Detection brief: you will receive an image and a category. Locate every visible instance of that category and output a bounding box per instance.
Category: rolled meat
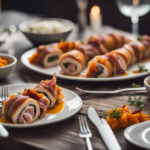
[88,33,129,50]
[2,94,40,124]
[28,44,63,67]
[86,55,113,78]
[22,89,50,118]
[128,40,146,61]
[33,74,59,108]
[58,50,86,75]
[106,46,134,75]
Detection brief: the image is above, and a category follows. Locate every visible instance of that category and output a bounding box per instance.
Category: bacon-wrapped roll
[86,55,113,78]
[58,50,86,75]
[28,44,63,67]
[128,40,146,61]
[22,89,50,118]
[33,74,58,108]
[88,33,129,50]
[106,47,133,75]
[2,94,40,124]
[76,39,108,61]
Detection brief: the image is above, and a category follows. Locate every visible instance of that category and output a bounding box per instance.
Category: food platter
[21,48,150,81]
[0,83,82,128]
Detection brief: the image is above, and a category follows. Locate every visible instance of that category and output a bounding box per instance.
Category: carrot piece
[10,95,16,98]
[140,113,150,122]
[106,117,119,130]
[127,113,140,125]
[122,105,131,113]
[28,52,39,64]
[118,113,128,128]
[96,57,106,64]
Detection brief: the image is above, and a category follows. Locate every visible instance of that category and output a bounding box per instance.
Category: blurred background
[1,0,150,35]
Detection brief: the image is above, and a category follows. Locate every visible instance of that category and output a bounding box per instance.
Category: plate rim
[124,120,150,149]
[21,48,150,82]
[1,83,82,128]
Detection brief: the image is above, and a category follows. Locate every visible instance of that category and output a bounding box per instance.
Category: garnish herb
[30,27,33,31]
[128,96,144,111]
[48,56,59,62]
[17,92,21,94]
[95,70,103,78]
[132,83,140,87]
[117,87,121,90]
[64,63,70,68]
[137,36,142,41]
[24,88,27,91]
[138,65,148,72]
[103,108,124,119]
[61,39,65,42]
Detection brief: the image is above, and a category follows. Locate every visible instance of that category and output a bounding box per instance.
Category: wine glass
[116,0,150,36]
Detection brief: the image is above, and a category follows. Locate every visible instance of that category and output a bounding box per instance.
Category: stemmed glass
[116,0,150,36]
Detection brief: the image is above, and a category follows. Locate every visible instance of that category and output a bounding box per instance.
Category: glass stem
[131,13,139,36]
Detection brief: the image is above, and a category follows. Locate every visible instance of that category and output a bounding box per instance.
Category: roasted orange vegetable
[0,57,8,67]
[28,52,39,64]
[127,113,140,125]
[118,113,128,128]
[57,41,78,52]
[140,113,150,122]
[122,105,131,113]
[10,95,16,99]
[106,117,119,130]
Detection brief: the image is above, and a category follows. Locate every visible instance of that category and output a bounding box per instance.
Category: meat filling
[64,63,77,72]
[17,106,35,124]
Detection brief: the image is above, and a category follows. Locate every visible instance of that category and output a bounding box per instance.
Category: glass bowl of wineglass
[116,0,150,36]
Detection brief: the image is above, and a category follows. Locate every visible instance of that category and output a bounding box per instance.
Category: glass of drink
[116,0,150,36]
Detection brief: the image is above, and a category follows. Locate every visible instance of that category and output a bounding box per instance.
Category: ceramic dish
[19,18,74,44]
[0,53,17,79]
[0,83,82,128]
[21,48,150,82]
[124,121,150,149]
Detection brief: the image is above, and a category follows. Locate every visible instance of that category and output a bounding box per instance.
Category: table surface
[0,11,150,150]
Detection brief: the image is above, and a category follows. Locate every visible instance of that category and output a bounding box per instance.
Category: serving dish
[124,120,150,149]
[21,48,150,81]
[0,83,82,128]
[0,53,17,79]
[19,18,74,44]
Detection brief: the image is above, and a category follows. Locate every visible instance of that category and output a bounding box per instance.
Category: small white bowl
[0,53,17,79]
[144,76,150,94]
[19,18,74,44]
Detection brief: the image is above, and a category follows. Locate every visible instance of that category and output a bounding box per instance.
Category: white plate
[1,83,82,128]
[124,121,150,149]
[21,48,150,81]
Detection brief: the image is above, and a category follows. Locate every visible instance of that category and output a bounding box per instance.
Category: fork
[0,85,9,137]
[79,116,93,150]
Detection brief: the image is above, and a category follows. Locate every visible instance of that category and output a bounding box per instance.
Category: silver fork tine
[81,116,87,134]
[6,85,9,98]
[2,86,4,100]
[79,117,84,134]
[85,117,91,133]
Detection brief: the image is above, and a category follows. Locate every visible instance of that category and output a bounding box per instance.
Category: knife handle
[96,124,121,150]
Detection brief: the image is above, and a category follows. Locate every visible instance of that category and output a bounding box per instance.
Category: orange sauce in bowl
[0,57,10,67]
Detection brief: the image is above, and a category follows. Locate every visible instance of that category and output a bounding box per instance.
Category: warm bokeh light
[133,0,139,6]
[91,6,100,16]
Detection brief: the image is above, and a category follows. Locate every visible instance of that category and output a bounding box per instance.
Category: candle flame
[133,0,139,6]
[91,6,100,16]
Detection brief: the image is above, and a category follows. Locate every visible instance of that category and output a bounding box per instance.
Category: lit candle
[90,5,102,33]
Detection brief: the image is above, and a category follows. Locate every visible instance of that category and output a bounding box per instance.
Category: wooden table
[0,12,150,150]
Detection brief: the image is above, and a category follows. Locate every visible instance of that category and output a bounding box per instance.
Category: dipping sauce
[0,117,13,124]
[61,73,85,78]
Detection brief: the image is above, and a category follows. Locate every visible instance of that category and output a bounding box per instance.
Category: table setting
[1,0,150,150]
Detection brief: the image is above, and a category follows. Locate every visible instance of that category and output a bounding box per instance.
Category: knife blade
[87,107,121,150]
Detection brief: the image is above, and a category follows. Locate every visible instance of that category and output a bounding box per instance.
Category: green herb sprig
[138,65,148,72]
[17,92,21,94]
[95,70,103,78]
[128,96,144,111]
[137,36,142,41]
[132,83,140,87]
[103,108,124,119]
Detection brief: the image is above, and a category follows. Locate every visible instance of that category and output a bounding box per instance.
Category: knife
[87,107,121,150]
